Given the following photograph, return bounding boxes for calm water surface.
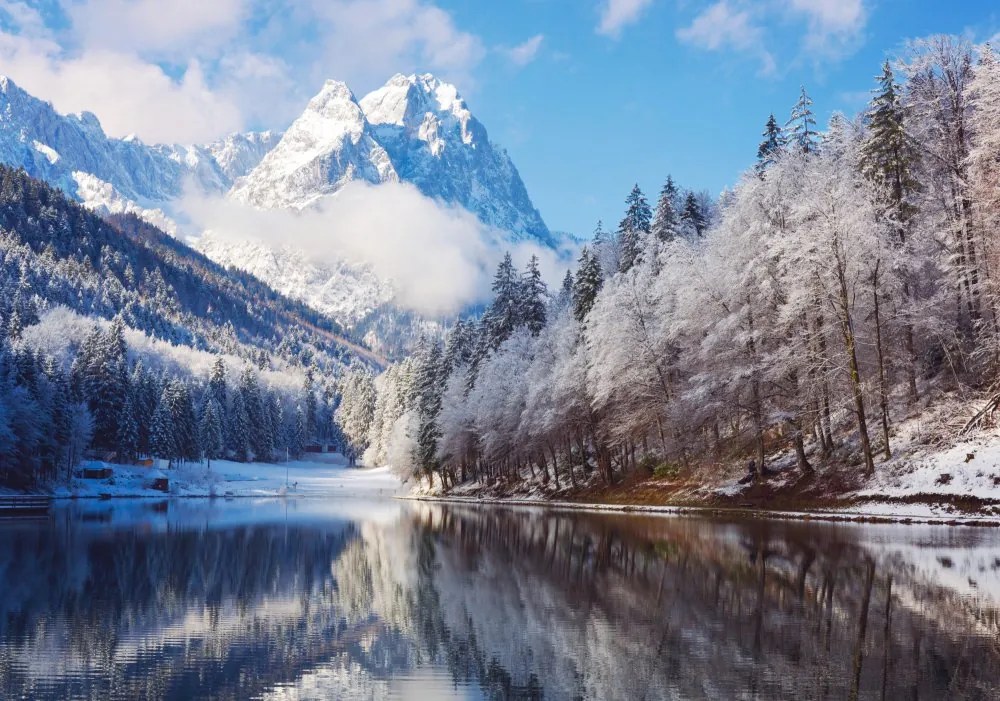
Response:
[1,498,999,700]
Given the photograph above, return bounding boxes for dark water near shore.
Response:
[1,499,999,700]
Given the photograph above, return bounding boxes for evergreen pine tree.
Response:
[228,390,251,462]
[238,366,271,460]
[557,270,574,309]
[167,381,199,463]
[442,319,474,378]
[150,389,176,464]
[481,253,522,350]
[303,366,318,439]
[651,176,680,242]
[592,220,608,247]
[117,390,139,462]
[756,114,786,174]
[78,322,130,451]
[861,61,919,229]
[199,398,224,468]
[265,392,281,458]
[520,255,548,335]
[43,358,71,471]
[618,184,652,272]
[572,247,603,323]
[414,342,443,480]
[680,192,707,237]
[787,86,818,154]
[291,405,306,459]
[209,356,227,409]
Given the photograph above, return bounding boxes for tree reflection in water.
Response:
[0,499,998,700]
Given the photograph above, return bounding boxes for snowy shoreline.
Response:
[3,455,403,501]
[398,493,1000,527]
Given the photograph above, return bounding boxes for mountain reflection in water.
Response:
[0,498,998,700]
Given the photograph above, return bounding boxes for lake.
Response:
[0,498,998,700]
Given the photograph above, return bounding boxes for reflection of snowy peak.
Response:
[360,74,552,245]
[229,81,397,209]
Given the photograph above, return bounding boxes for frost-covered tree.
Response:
[481,253,522,351]
[290,405,306,459]
[557,270,574,310]
[617,185,652,272]
[166,380,199,463]
[413,341,444,484]
[861,60,921,403]
[572,247,603,323]
[756,114,786,173]
[787,86,818,155]
[366,35,1000,499]
[651,176,680,243]
[199,398,224,468]
[239,367,271,461]
[520,255,548,335]
[229,390,251,462]
[149,389,176,464]
[208,356,227,410]
[117,389,138,462]
[335,367,376,461]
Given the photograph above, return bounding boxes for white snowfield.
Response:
[55,454,402,500]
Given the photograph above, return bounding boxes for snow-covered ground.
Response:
[52,453,401,500]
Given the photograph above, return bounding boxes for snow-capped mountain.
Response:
[361,74,552,246]
[0,75,277,210]
[229,80,397,209]
[209,74,556,345]
[205,131,282,182]
[228,74,550,245]
[0,72,557,351]
[196,230,395,326]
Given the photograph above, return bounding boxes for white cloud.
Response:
[676,0,869,72]
[0,0,486,144]
[676,1,759,51]
[786,0,867,56]
[64,0,248,57]
[181,182,569,316]
[676,1,774,74]
[597,0,654,38]
[300,0,485,93]
[788,0,865,34]
[505,34,544,67]
[0,1,49,37]
[0,31,245,142]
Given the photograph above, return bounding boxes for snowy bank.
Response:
[50,454,401,500]
[400,421,1000,525]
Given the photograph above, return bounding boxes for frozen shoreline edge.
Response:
[397,493,1000,527]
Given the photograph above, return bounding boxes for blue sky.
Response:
[0,0,998,236]
[451,0,1000,235]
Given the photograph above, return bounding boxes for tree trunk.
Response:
[747,299,766,475]
[548,443,561,489]
[835,249,876,475]
[872,262,892,460]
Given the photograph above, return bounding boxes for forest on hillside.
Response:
[337,36,1000,492]
[0,166,372,488]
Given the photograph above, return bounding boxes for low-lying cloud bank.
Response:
[180,181,576,317]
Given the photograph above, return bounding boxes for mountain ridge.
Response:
[0,72,559,352]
